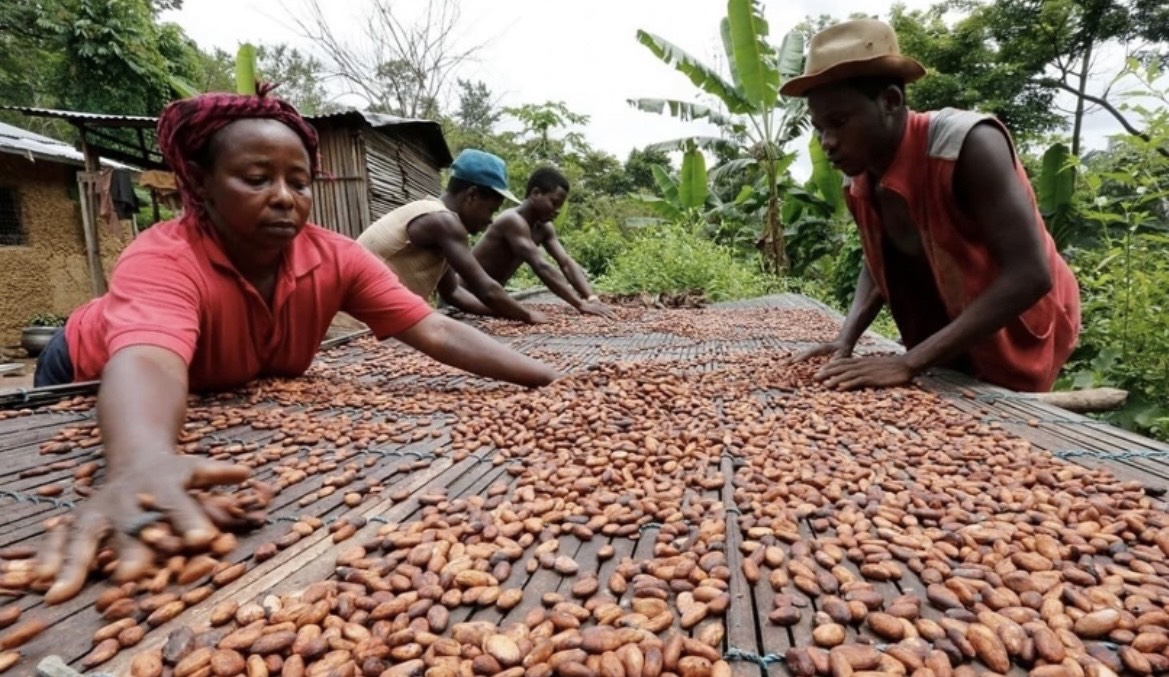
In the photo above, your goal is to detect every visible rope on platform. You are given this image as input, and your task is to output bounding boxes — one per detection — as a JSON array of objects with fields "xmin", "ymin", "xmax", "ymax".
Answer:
[
  {"xmin": 981, "ymin": 416, "xmax": 1108, "ymax": 425},
  {"xmin": 0, "ymin": 488, "xmax": 75, "ymax": 510},
  {"xmin": 722, "ymin": 641, "xmax": 895, "ymax": 668},
  {"xmin": 202, "ymin": 434, "xmax": 236, "ymax": 446},
  {"xmin": 723, "ymin": 647, "xmax": 783, "ymax": 667},
  {"xmin": 365, "ymin": 448, "xmax": 428, "ymax": 460},
  {"xmin": 1053, "ymin": 448, "xmax": 1169, "ymax": 462},
  {"xmin": 973, "ymin": 393, "xmax": 1037, "ymax": 403}
]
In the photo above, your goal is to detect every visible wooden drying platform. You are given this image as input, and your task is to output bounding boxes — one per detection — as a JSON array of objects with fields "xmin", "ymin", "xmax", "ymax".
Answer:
[{"xmin": 0, "ymin": 293, "xmax": 1164, "ymax": 677}]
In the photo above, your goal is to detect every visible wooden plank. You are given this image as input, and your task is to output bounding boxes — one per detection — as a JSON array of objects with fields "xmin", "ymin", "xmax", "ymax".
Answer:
[
  {"xmin": 94, "ymin": 449, "xmax": 478, "ymax": 674},
  {"xmin": 933, "ymin": 384, "xmax": 1169, "ymax": 497},
  {"xmin": 720, "ymin": 455, "xmax": 763, "ymax": 677},
  {"xmin": 15, "ymin": 443, "xmax": 449, "ymax": 668}
]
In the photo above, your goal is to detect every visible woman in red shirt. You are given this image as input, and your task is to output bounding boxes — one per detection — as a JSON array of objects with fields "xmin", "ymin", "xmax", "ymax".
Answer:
[{"xmin": 35, "ymin": 88, "xmax": 560, "ymax": 602}]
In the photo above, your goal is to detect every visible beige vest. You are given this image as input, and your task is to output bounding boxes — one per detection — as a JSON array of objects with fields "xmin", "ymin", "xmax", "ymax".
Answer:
[{"xmin": 358, "ymin": 198, "xmax": 451, "ymax": 300}]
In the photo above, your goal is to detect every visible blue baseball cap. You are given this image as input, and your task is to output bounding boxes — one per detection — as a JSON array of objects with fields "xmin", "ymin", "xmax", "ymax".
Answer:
[{"xmin": 450, "ymin": 149, "xmax": 521, "ymax": 203}]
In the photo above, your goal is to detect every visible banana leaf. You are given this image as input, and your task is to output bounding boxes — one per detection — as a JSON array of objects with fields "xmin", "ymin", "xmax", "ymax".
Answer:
[
  {"xmin": 725, "ymin": 0, "xmax": 777, "ymax": 110},
  {"xmin": 236, "ymin": 43, "xmax": 257, "ymax": 95},
  {"xmin": 809, "ymin": 134, "xmax": 845, "ymax": 214},
  {"xmin": 1038, "ymin": 143, "xmax": 1075, "ymax": 215},
  {"xmin": 678, "ymin": 146, "xmax": 709, "ymax": 210},
  {"xmin": 628, "ymin": 98, "xmax": 740, "ymax": 129},
  {"xmin": 636, "ymin": 30, "xmax": 755, "ymax": 114}
]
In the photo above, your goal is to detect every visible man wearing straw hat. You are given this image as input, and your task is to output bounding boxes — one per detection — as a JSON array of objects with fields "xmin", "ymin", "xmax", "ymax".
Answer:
[{"xmin": 786, "ymin": 18, "xmax": 1080, "ymax": 392}]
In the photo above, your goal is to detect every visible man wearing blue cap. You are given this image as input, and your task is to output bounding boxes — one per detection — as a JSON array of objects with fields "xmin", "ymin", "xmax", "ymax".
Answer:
[{"xmin": 358, "ymin": 149, "xmax": 548, "ymax": 324}]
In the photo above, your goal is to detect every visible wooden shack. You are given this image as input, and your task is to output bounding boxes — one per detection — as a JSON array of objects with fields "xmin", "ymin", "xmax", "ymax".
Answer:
[
  {"xmin": 3, "ymin": 106, "xmax": 453, "ymax": 240},
  {"xmin": 306, "ymin": 110, "xmax": 452, "ymax": 238}
]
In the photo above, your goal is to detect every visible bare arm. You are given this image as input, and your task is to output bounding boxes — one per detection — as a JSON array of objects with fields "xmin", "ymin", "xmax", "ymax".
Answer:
[
  {"xmin": 411, "ymin": 213, "xmax": 542, "ymax": 323},
  {"xmin": 43, "ymin": 347, "xmax": 249, "ymax": 602},
  {"xmin": 899, "ymin": 124, "xmax": 1052, "ymax": 372},
  {"xmin": 541, "ymin": 225, "xmax": 597, "ymax": 300},
  {"xmin": 836, "ymin": 263, "xmax": 884, "ymax": 350},
  {"xmin": 788, "ymin": 263, "xmax": 883, "ymax": 363},
  {"xmin": 98, "ymin": 347, "xmax": 189, "ymax": 477},
  {"xmin": 394, "ymin": 313, "xmax": 561, "ymax": 386},
  {"xmin": 435, "ymin": 268, "xmax": 494, "ymax": 316},
  {"xmin": 501, "ymin": 218, "xmax": 589, "ymax": 310}
]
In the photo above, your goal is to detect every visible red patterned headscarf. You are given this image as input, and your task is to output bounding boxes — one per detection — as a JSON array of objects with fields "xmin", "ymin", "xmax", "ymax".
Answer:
[{"xmin": 156, "ymin": 84, "xmax": 321, "ymax": 216}]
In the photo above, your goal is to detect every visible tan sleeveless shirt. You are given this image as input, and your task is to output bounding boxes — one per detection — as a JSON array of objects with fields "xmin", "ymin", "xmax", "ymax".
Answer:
[{"xmin": 357, "ymin": 198, "xmax": 451, "ymax": 301}]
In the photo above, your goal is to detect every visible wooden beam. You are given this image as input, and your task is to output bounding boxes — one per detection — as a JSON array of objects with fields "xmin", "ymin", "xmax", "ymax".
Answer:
[
  {"xmin": 77, "ymin": 126, "xmax": 165, "ymax": 168},
  {"xmin": 78, "ymin": 136, "xmax": 108, "ymax": 296},
  {"xmin": 83, "ymin": 143, "xmax": 167, "ymax": 170},
  {"xmin": 1032, "ymin": 387, "xmax": 1129, "ymax": 413}
]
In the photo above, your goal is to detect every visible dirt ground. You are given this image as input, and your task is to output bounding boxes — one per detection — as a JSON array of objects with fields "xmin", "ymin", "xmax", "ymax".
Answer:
[{"xmin": 0, "ymin": 358, "xmax": 34, "ymax": 390}]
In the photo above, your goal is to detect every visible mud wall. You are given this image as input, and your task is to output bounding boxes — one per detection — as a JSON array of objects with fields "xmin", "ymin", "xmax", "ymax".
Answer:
[{"xmin": 0, "ymin": 154, "xmax": 131, "ymax": 347}]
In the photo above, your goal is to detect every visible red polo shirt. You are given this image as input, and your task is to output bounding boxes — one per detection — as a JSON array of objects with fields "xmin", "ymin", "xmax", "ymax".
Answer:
[{"xmin": 65, "ymin": 217, "xmax": 432, "ymax": 392}]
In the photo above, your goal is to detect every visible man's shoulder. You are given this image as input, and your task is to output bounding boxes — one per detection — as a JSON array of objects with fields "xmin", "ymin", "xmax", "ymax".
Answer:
[
  {"xmin": 369, "ymin": 198, "xmax": 449, "ymax": 226},
  {"xmin": 924, "ymin": 107, "xmax": 1001, "ymax": 161},
  {"xmin": 489, "ymin": 210, "xmax": 534, "ymax": 237}
]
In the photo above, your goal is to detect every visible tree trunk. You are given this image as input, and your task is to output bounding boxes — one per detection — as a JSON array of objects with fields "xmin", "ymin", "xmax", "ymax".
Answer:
[
  {"xmin": 765, "ymin": 192, "xmax": 786, "ymax": 274},
  {"xmin": 1070, "ymin": 43, "xmax": 1092, "ymax": 157}
]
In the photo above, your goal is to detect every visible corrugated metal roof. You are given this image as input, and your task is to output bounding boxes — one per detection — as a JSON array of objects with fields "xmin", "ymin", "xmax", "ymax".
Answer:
[
  {"xmin": 0, "ymin": 105, "xmax": 451, "ymax": 168},
  {"xmin": 4, "ymin": 105, "xmax": 436, "ymax": 130},
  {"xmin": 302, "ymin": 110, "xmax": 452, "ymax": 167},
  {"xmin": 0, "ymin": 121, "xmax": 136, "ymax": 169},
  {"xmin": 1, "ymin": 106, "xmax": 156, "ymax": 127}
]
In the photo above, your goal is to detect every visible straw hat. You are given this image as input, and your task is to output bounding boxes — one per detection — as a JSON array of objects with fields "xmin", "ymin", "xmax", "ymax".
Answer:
[{"xmin": 780, "ymin": 19, "xmax": 926, "ymax": 97}]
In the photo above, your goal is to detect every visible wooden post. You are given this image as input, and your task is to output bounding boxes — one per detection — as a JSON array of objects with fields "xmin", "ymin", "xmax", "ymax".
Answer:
[{"xmin": 78, "ymin": 135, "xmax": 108, "ymax": 296}]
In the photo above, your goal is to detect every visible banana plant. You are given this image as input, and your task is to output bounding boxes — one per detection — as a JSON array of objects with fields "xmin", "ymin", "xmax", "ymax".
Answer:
[
  {"xmin": 1037, "ymin": 142, "xmax": 1079, "ymax": 250},
  {"xmin": 168, "ymin": 43, "xmax": 258, "ymax": 98},
  {"xmin": 236, "ymin": 43, "xmax": 258, "ymax": 95},
  {"xmin": 630, "ymin": 0, "xmax": 809, "ymax": 272},
  {"xmin": 808, "ymin": 134, "xmax": 845, "ymax": 216},
  {"xmin": 634, "ymin": 142, "xmax": 710, "ymax": 228}
]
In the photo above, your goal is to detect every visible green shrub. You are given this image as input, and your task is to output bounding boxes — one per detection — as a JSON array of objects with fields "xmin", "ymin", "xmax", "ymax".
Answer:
[
  {"xmin": 1059, "ymin": 234, "xmax": 1169, "ymax": 434},
  {"xmin": 829, "ymin": 227, "xmax": 865, "ymax": 310},
  {"xmin": 27, "ymin": 313, "xmax": 67, "ymax": 327},
  {"xmin": 558, "ymin": 219, "xmax": 628, "ymax": 279},
  {"xmin": 598, "ymin": 223, "xmax": 776, "ymax": 301}
]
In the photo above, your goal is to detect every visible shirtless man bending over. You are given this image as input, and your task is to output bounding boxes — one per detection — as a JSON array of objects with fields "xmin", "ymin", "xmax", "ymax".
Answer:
[{"xmin": 469, "ymin": 167, "xmax": 616, "ymax": 319}]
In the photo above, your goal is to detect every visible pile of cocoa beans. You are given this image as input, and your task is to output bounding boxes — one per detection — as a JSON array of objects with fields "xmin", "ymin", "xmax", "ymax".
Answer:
[{"xmin": 1, "ymin": 304, "xmax": 1167, "ymax": 677}]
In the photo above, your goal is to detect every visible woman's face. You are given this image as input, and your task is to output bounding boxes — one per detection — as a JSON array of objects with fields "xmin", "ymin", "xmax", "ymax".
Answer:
[{"xmin": 192, "ymin": 119, "xmax": 313, "ymax": 256}]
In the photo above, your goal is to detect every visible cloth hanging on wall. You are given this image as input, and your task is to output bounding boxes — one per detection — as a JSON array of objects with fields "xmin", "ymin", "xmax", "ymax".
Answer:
[
  {"xmin": 97, "ymin": 168, "xmax": 140, "ymax": 235},
  {"xmin": 111, "ymin": 169, "xmax": 138, "ymax": 219},
  {"xmin": 138, "ymin": 170, "xmax": 182, "ymax": 212}
]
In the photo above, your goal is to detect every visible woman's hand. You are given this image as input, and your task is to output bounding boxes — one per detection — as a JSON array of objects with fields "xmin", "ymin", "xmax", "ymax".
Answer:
[{"xmin": 38, "ymin": 456, "xmax": 250, "ymax": 604}]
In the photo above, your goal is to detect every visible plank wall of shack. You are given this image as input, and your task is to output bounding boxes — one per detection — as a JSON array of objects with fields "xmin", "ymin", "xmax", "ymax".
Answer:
[
  {"xmin": 366, "ymin": 131, "xmax": 442, "ymax": 222},
  {"xmin": 307, "ymin": 125, "xmax": 369, "ymax": 240}
]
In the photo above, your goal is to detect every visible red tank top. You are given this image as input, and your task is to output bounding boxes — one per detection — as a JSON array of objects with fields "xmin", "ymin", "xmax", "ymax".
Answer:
[{"xmin": 844, "ymin": 108, "xmax": 1081, "ymax": 392}]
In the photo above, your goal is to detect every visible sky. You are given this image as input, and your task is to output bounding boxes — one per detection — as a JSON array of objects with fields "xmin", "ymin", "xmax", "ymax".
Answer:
[{"xmin": 162, "ymin": 0, "xmax": 1147, "ymax": 180}]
